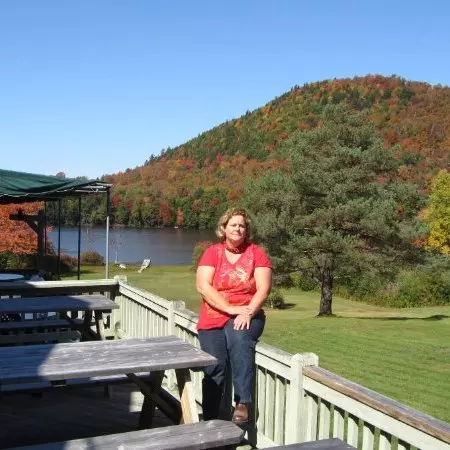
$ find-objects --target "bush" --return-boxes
[0,252,12,269]
[0,251,75,278]
[6,253,35,269]
[264,289,286,309]
[41,254,77,274]
[345,256,450,308]
[390,269,450,307]
[341,274,386,301]
[59,253,78,270]
[0,251,35,271]
[191,241,214,270]
[80,251,104,266]
[290,272,317,291]
[272,272,294,288]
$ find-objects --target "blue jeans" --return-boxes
[198,313,265,420]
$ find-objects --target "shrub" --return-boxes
[6,253,35,269]
[59,253,78,270]
[264,289,286,309]
[42,254,77,274]
[0,252,12,269]
[391,269,450,307]
[80,251,104,266]
[341,274,386,300]
[290,272,317,291]
[272,272,294,288]
[191,241,214,270]
[40,254,74,274]
[0,252,35,270]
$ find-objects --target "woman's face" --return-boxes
[224,214,246,245]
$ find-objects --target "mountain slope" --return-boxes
[102,75,449,228]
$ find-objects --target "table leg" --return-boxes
[81,310,94,340]
[175,368,199,424]
[137,371,165,429]
[94,311,105,340]
[92,310,111,397]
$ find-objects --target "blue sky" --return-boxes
[1,0,449,180]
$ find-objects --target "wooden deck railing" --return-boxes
[1,278,449,450]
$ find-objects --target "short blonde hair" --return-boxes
[216,207,252,243]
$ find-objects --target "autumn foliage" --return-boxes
[49,75,449,230]
[422,170,450,255]
[0,203,43,254]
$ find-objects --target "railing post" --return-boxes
[167,300,185,337]
[286,352,319,444]
[167,300,185,390]
[111,275,127,338]
[167,301,175,338]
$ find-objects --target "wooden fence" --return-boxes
[1,278,449,450]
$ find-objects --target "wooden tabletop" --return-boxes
[0,335,217,385]
[0,273,24,282]
[0,294,118,314]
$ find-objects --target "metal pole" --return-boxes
[105,187,110,279]
[77,197,81,280]
[44,201,47,255]
[57,199,61,279]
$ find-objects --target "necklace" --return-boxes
[224,242,247,254]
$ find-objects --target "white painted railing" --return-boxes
[301,366,449,450]
[1,278,449,449]
[109,279,450,450]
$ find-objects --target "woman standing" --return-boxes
[196,207,272,424]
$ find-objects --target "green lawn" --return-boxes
[67,264,450,422]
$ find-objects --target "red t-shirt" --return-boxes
[197,242,272,330]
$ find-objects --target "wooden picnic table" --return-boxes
[0,294,118,341]
[0,335,217,427]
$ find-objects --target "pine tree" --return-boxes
[245,104,422,316]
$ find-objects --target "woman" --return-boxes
[196,207,272,424]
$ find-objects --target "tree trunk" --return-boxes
[318,259,333,316]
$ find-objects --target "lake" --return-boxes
[48,227,216,265]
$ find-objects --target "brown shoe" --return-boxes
[232,403,249,424]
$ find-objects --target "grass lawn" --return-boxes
[67,264,450,422]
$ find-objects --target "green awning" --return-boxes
[0,169,110,204]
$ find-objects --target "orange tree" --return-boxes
[0,203,42,254]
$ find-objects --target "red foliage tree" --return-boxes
[159,201,172,225]
[0,203,43,254]
[176,208,184,227]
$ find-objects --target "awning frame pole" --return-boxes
[57,199,61,279]
[77,197,81,280]
[105,187,110,279]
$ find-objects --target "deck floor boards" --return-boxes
[0,384,174,448]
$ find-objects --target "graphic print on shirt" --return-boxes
[207,245,256,316]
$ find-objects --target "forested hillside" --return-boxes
[62,75,450,228]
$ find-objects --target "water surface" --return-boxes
[49,227,216,265]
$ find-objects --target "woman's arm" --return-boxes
[196,265,252,316]
[248,266,272,315]
[234,266,272,330]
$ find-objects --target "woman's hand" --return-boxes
[233,313,251,330]
[226,305,253,316]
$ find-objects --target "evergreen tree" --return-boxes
[245,104,422,316]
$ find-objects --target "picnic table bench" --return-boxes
[4,420,244,449]
[0,294,118,344]
[0,335,216,427]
